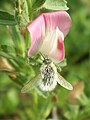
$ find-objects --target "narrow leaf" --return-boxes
[43,0,69,10]
[0,11,17,25]
[26,30,31,49]
[9,26,25,57]
[32,0,46,10]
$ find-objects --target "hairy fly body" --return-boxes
[21,58,73,93]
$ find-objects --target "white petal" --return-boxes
[39,27,64,58]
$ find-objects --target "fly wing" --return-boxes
[57,73,73,90]
[21,74,42,93]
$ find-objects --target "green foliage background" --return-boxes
[0,0,90,120]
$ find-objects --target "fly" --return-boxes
[21,58,73,93]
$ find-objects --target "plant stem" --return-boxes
[27,0,33,21]
[18,0,21,14]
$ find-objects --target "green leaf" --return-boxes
[57,58,67,68]
[55,58,67,72]
[0,51,14,60]
[0,26,14,47]
[26,30,31,49]
[43,0,69,10]
[0,51,21,69]
[32,0,46,11]
[9,26,26,57]
[0,11,17,25]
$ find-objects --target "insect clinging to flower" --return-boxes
[21,57,73,93]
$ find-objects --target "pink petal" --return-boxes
[42,11,72,37]
[27,15,45,56]
[49,36,65,63]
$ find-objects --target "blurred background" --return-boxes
[0,0,90,120]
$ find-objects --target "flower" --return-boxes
[27,11,72,63]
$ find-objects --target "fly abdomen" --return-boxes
[40,63,57,91]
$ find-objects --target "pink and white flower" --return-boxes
[27,11,72,63]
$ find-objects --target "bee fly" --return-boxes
[21,58,73,93]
